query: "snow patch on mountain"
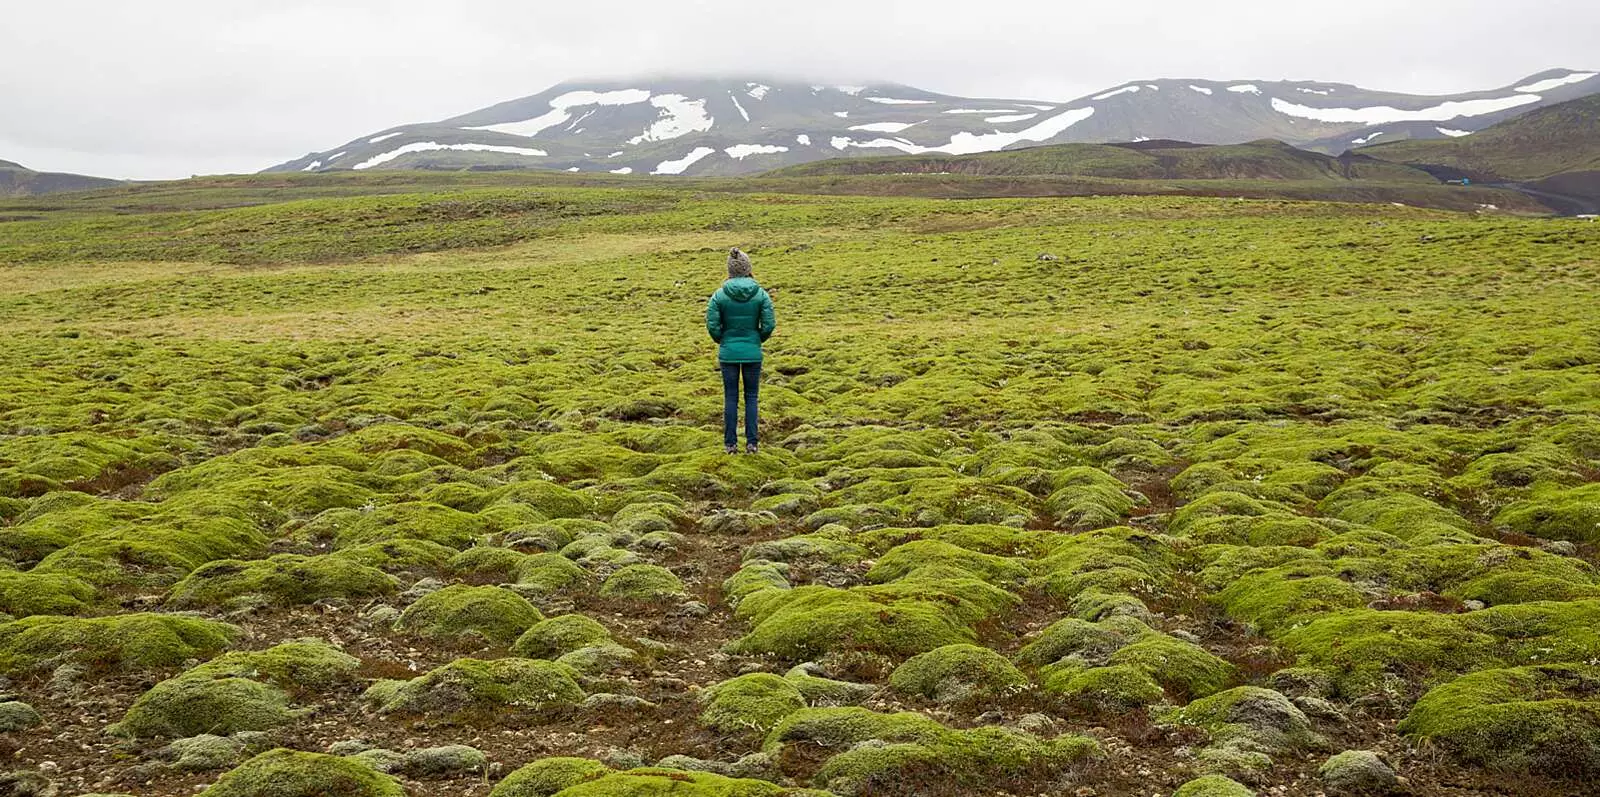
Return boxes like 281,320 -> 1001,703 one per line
746,83 -> 772,100
353,142 -> 548,170
1437,127 -> 1473,137
302,160 -> 322,172
849,121 -> 921,133
1514,72 -> 1596,92
796,134 -> 811,146
1228,84 -> 1262,95
729,93 -> 750,122
835,86 -> 866,95
1094,85 -> 1141,100
369,132 -> 403,144
1297,87 -> 1333,96
833,111 -> 849,118
944,109 -> 1024,114
830,106 -> 1096,156
468,88 -> 651,138
628,95 -> 714,145
1351,131 -> 1385,145
610,167 -> 633,174
1189,85 -> 1212,95
985,113 -> 1038,123
652,146 -> 716,175
1270,93 -> 1541,124
725,144 -> 790,159
866,97 -> 935,105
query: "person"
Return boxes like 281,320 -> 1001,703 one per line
705,248 -> 776,454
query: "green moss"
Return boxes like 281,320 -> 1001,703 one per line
723,562 -> 790,608
1107,635 -> 1236,699
1046,664 -> 1165,709
1166,687 -> 1321,753
329,539 -> 457,574
517,552 -> 589,594
112,676 -> 296,739
167,554 -> 397,608
1399,664 -> 1600,777
1044,468 -> 1142,529
731,585 -> 979,660
489,757 -> 613,797
490,480 -> 595,520
450,546 -> 532,582
200,748 -> 403,797
0,613 -> 237,675
324,502 -> 492,550
368,657 -> 585,717
701,673 -> 807,735
0,701 -> 43,732
764,707 -> 948,751
743,535 -> 867,567
1494,484 -> 1600,543
1173,775 -> 1256,797
598,564 -> 687,601
1278,610 -> 1497,699
1213,563 -> 1367,635
1015,615 -> 1152,668
888,643 -> 1027,704
396,584 -> 543,644
0,571 -> 97,617
110,640 -> 360,738
806,721 -> 1098,796
512,614 -> 613,659
866,540 -> 1028,585
550,768 -> 790,797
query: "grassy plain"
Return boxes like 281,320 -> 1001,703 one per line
0,175 -> 1597,797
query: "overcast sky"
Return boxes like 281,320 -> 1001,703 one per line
4,0 -> 1596,180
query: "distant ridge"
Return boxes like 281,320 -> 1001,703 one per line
265,69 -> 1600,177
0,160 -> 122,197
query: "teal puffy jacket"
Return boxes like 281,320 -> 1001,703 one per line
705,277 -> 776,363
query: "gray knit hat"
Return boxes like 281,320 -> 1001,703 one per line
727,248 -> 753,278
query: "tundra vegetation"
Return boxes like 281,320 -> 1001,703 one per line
0,173 -> 1595,796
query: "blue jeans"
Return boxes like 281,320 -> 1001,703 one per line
721,362 -> 760,448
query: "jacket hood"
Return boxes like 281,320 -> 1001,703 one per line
721,277 -> 762,302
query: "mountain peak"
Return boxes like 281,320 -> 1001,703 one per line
264,69 -> 1600,177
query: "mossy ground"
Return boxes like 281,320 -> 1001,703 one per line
0,176 -> 1594,795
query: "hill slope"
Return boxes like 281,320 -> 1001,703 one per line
767,139 -> 1437,183
1359,94 -> 1600,181
0,160 -> 122,197
264,69 -> 1600,177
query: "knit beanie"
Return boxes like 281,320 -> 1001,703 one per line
727,248 -> 753,278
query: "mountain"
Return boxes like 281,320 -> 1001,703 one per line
1357,94 -> 1600,214
264,69 -> 1600,178
767,138 -> 1436,182
0,160 -> 122,197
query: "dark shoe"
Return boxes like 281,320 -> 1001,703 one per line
746,444 -> 759,454
725,446 -> 738,455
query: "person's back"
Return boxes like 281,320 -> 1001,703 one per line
706,248 -> 776,453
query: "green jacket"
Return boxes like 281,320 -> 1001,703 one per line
705,277 -> 776,363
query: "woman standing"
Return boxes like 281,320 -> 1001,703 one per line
705,248 -> 776,454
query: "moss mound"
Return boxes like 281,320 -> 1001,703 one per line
1399,664 -> 1600,777
489,756 -> 612,797
168,554 -> 397,608
512,614 -> 614,660
367,657 -> 585,718
552,768 -> 790,797
701,673 -> 807,736
888,643 -> 1028,704
598,564 -> 688,601
1174,774 -> 1256,797
0,613 -> 236,675
396,584 -> 544,644
200,748 -> 402,797
111,640 -> 359,739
